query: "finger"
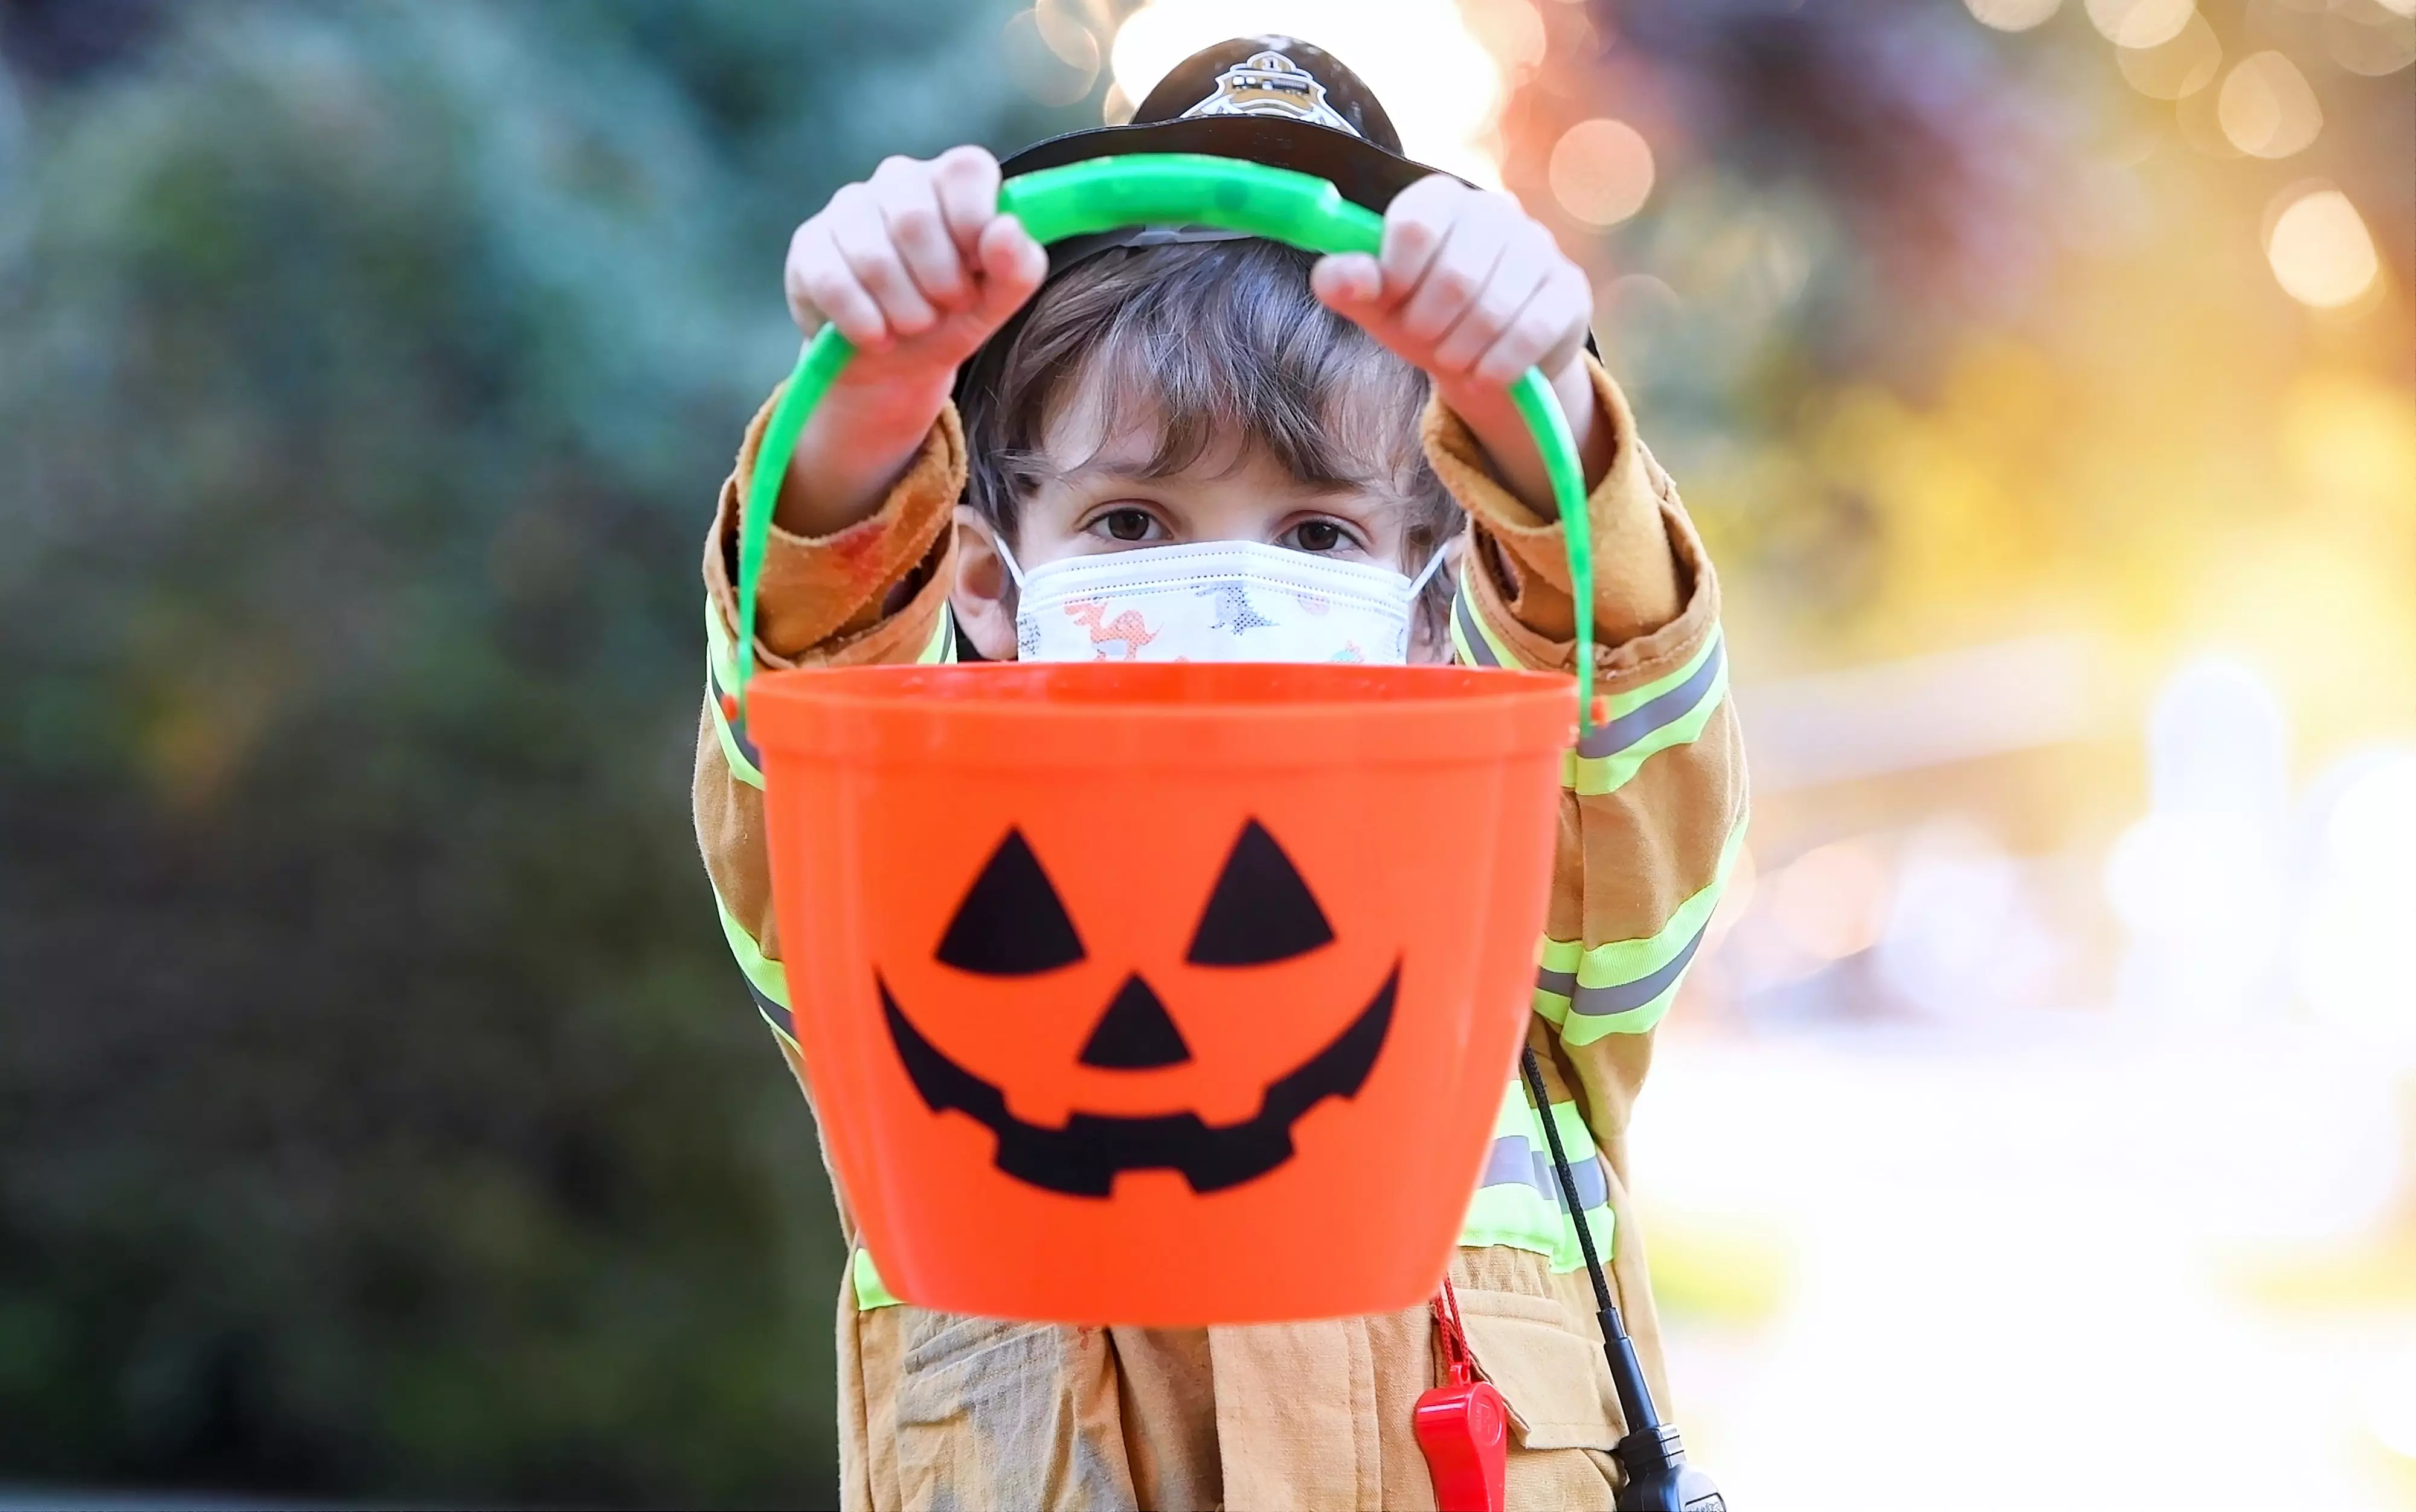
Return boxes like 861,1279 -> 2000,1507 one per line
1398,211 -> 1511,347
826,182 -> 938,337
1532,263 -> 1595,380
870,156 -> 968,309
1429,237 -> 1552,377
971,213 -> 1048,325
1310,252 -> 1383,312
1476,263 -> 1592,386
786,221 -> 887,347
930,144 -> 1004,262
1375,176 -> 1461,312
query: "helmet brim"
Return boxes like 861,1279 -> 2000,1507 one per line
998,114 -> 1457,216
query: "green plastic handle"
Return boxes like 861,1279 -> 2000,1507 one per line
734,153 -> 1596,734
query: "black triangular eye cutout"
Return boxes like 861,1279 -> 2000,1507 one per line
1078,974 -> 1193,1069
1186,819 -> 1335,967
936,829 -> 1085,976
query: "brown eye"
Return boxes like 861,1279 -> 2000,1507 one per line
1295,520 -> 1344,552
1104,509 -> 1153,542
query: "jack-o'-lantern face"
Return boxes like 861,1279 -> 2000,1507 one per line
878,819 -> 1396,1197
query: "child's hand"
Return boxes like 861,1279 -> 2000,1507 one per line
787,146 -> 1049,385
777,147 -> 1047,536
1311,177 -> 1610,513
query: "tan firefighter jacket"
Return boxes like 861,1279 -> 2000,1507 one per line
693,357 -> 1747,1510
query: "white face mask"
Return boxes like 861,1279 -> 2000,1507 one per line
995,537 -> 1448,665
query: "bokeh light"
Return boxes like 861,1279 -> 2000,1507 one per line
2086,0 -> 2197,48
1547,117 -> 1656,226
2299,751 -> 2416,1040
1768,840 -> 1892,964
2218,50 -> 2324,157
1108,0 -> 1508,183
1004,5 -> 1102,107
1965,0 -> 2064,33
2325,0 -> 2416,73
1463,0 -> 1547,72
2266,187 -> 2382,308
2116,12 -> 2222,98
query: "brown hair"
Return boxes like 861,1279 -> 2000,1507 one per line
959,239 -> 1458,633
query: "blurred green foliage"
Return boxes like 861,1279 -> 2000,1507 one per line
0,1 -> 1076,1502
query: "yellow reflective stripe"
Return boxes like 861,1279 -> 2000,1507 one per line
724,601 -> 943,1315
713,885 -> 798,1065
713,887 -> 789,1009
1557,972 -> 1685,1045
705,591 -> 741,690
1563,631 -> 1727,796
709,701 -> 763,789
1448,571 -> 1727,798
710,603 -> 956,790
915,607 -> 957,665
1449,565 -> 1523,670
760,1016 -> 802,1059
852,1246 -> 902,1310
704,597 -> 766,789
1529,984 -> 1570,1028
1456,1080 -> 1616,1270
1604,621 -> 1723,719
1534,806 -> 1749,1044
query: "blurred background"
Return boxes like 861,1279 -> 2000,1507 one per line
0,0 -> 2407,1505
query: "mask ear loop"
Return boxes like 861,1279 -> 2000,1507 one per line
989,529 -> 1029,592
1397,533 -> 1457,662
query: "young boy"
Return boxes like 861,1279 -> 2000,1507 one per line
695,37 -> 1746,1511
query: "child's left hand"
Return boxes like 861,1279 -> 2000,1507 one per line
1312,176 -> 1610,513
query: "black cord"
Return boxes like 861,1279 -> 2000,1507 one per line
1520,1043 -> 1660,1435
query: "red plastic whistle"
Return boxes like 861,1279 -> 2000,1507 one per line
1416,1277 -> 1508,1512
1416,1376 -> 1509,1511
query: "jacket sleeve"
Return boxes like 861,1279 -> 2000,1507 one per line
1424,353 -> 1750,1380
694,385 -> 968,1063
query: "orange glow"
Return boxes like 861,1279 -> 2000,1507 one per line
1548,118 -> 1656,226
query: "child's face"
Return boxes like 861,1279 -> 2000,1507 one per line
951,377 -> 1450,662
1021,376 -> 1415,571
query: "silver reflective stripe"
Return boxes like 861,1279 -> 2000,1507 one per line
1576,632 -> 1726,759
1477,1133 -> 1609,1211
1453,591 -> 1502,668
1537,915 -> 1712,1018
747,981 -> 794,1040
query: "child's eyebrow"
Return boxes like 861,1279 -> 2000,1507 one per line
1060,428 -> 1218,484
1059,456 -> 1160,485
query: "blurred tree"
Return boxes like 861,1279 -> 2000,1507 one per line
0,0 -> 1080,1503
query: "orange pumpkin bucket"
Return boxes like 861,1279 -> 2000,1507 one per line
733,156 -> 1601,1325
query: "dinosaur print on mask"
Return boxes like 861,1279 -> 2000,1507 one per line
1200,583 -> 1277,634
1065,600 -> 1158,660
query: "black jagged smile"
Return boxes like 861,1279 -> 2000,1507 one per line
878,964 -> 1396,1197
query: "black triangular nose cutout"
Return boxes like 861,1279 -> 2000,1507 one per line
1186,819 -> 1335,966
936,829 -> 1085,976
1079,974 -> 1193,1069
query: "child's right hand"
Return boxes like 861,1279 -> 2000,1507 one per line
786,146 -> 1048,400
776,147 -> 1047,536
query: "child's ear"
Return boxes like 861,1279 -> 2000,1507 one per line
949,506 -> 1020,661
